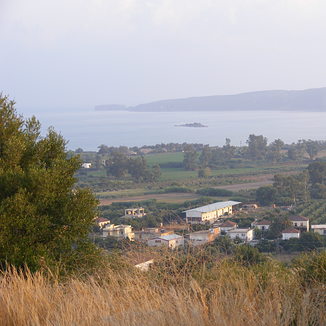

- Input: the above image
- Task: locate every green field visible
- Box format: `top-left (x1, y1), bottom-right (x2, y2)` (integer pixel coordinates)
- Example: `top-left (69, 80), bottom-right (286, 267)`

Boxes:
top-left (145, 152), bottom-right (184, 165)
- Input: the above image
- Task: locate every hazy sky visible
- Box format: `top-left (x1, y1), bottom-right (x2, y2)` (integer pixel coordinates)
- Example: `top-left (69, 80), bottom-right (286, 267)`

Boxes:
top-left (1, 0), bottom-right (326, 110)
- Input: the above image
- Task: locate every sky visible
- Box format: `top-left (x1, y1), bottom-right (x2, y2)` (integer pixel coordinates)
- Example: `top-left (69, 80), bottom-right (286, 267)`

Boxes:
top-left (1, 0), bottom-right (326, 111)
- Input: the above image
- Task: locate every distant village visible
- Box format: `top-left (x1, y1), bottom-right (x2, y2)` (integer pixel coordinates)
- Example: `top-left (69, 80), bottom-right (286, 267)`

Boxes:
top-left (94, 200), bottom-right (325, 256)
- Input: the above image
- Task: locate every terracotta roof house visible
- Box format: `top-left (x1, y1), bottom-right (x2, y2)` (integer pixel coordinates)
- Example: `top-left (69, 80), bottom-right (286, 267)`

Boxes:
top-left (94, 217), bottom-right (111, 228)
top-left (282, 228), bottom-right (300, 240)
top-left (288, 216), bottom-right (309, 231)
top-left (219, 220), bottom-right (238, 232)
top-left (251, 220), bottom-right (272, 231)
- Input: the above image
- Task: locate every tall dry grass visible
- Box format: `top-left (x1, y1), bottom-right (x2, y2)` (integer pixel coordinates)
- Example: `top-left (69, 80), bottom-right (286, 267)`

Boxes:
top-left (0, 253), bottom-right (324, 326)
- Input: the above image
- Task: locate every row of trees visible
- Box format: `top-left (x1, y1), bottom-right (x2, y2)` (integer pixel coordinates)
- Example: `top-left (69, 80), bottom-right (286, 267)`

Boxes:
top-left (256, 161), bottom-right (326, 206)
top-left (105, 152), bottom-right (161, 182)
top-left (182, 135), bottom-right (325, 171)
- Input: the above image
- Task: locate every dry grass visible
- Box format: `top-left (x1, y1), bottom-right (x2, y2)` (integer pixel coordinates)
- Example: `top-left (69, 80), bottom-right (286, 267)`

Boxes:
top-left (0, 256), bottom-right (324, 326)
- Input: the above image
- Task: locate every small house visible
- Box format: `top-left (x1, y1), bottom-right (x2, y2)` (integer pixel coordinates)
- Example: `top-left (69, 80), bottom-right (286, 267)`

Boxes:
top-left (124, 207), bottom-right (146, 219)
top-left (102, 224), bottom-right (134, 241)
top-left (81, 163), bottom-right (92, 169)
top-left (251, 220), bottom-right (271, 231)
top-left (227, 228), bottom-right (254, 242)
top-left (94, 217), bottom-right (111, 229)
top-left (134, 228), bottom-right (173, 242)
top-left (311, 225), bottom-right (326, 236)
top-left (288, 216), bottom-right (309, 231)
top-left (282, 228), bottom-right (300, 240)
top-left (218, 220), bottom-right (238, 232)
top-left (148, 234), bottom-right (184, 249)
top-left (188, 228), bottom-right (220, 246)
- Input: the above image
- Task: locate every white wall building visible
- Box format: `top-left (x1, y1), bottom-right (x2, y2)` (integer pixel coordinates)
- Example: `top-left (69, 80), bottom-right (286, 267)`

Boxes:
top-left (188, 228), bottom-right (220, 246)
top-left (311, 225), bottom-right (326, 236)
top-left (288, 216), bottom-right (309, 231)
top-left (251, 220), bottom-right (271, 231)
top-left (148, 234), bottom-right (184, 249)
top-left (282, 228), bottom-right (300, 240)
top-left (81, 163), bottom-right (92, 169)
top-left (184, 201), bottom-right (241, 224)
top-left (227, 228), bottom-right (254, 242)
top-left (102, 224), bottom-right (134, 241)
top-left (218, 220), bottom-right (238, 232)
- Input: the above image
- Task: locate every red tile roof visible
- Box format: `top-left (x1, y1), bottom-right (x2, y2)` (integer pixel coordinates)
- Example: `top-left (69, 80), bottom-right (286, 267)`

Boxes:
top-left (220, 221), bottom-right (237, 227)
top-left (288, 216), bottom-right (308, 221)
top-left (254, 220), bottom-right (271, 225)
top-left (95, 217), bottom-right (109, 223)
top-left (282, 228), bottom-right (300, 234)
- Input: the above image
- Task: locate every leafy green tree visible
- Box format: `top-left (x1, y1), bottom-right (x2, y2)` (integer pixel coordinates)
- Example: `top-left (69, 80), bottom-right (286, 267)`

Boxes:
top-left (256, 186), bottom-right (277, 206)
top-left (197, 167), bottom-right (211, 178)
top-left (308, 161), bottom-right (326, 185)
top-left (304, 139), bottom-right (320, 160)
top-left (198, 145), bottom-right (211, 167)
top-left (0, 96), bottom-right (99, 272)
top-left (222, 138), bottom-right (235, 161)
top-left (183, 145), bottom-right (198, 170)
top-left (267, 139), bottom-right (284, 162)
top-left (246, 134), bottom-right (268, 160)
top-left (106, 151), bottom-right (129, 177)
top-left (273, 172), bottom-right (310, 204)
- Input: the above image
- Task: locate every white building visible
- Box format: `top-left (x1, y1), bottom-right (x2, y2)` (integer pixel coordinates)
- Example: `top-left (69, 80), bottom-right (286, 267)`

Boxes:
top-left (94, 217), bottom-right (111, 229)
top-left (288, 216), bottom-right (309, 231)
top-left (102, 224), bottom-right (134, 241)
top-left (311, 225), bottom-right (326, 236)
top-left (251, 220), bottom-right (271, 231)
top-left (81, 163), bottom-right (92, 169)
top-left (124, 207), bottom-right (146, 218)
top-left (148, 234), bottom-right (184, 249)
top-left (227, 228), bottom-right (254, 242)
top-left (282, 228), bottom-right (300, 240)
top-left (184, 201), bottom-right (241, 224)
top-left (188, 228), bottom-right (220, 246)
top-left (218, 220), bottom-right (238, 232)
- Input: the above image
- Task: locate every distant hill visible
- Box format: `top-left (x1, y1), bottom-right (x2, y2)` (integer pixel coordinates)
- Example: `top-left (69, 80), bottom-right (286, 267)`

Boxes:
top-left (96, 87), bottom-right (326, 112)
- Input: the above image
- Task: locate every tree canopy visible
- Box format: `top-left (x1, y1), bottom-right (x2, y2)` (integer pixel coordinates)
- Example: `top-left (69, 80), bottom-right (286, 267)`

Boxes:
top-left (0, 96), bottom-right (99, 272)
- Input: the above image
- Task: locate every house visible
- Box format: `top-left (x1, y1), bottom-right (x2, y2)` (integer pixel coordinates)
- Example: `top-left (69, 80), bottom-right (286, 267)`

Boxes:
top-left (102, 224), bottom-right (134, 241)
top-left (288, 216), bottom-right (309, 231)
top-left (148, 234), bottom-right (184, 249)
top-left (94, 217), bottom-right (111, 229)
top-left (251, 220), bottom-right (271, 231)
top-left (311, 225), bottom-right (326, 236)
top-left (218, 220), bottom-right (238, 232)
top-left (227, 228), bottom-right (254, 242)
top-left (134, 228), bottom-right (173, 242)
top-left (282, 228), bottom-right (300, 240)
top-left (184, 201), bottom-right (241, 224)
top-left (124, 207), bottom-right (146, 218)
top-left (188, 228), bottom-right (220, 246)
top-left (81, 162), bottom-right (92, 169)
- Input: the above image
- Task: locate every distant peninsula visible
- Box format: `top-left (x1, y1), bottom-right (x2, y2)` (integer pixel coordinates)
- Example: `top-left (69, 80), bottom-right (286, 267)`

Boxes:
top-left (95, 87), bottom-right (326, 112)
top-left (175, 122), bottom-right (208, 128)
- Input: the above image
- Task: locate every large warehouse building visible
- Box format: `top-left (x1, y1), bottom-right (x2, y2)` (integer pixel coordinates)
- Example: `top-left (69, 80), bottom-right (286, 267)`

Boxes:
top-left (184, 201), bottom-right (241, 224)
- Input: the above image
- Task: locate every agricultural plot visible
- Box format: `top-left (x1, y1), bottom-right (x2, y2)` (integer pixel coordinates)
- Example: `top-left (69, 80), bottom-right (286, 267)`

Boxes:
top-left (294, 200), bottom-right (326, 224)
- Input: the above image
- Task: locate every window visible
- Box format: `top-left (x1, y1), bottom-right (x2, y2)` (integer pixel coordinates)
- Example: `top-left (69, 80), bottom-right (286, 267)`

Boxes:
top-left (155, 240), bottom-right (161, 243)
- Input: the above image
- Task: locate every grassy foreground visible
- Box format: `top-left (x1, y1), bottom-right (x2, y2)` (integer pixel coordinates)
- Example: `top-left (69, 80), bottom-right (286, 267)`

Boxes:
top-left (0, 251), bottom-right (325, 326)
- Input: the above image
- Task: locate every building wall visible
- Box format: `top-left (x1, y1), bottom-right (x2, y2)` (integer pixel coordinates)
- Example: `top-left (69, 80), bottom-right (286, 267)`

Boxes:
top-left (312, 229), bottom-right (326, 236)
top-left (187, 205), bottom-right (233, 224)
top-left (291, 220), bottom-right (309, 231)
top-left (282, 232), bottom-right (300, 240)
top-left (228, 230), bottom-right (253, 241)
